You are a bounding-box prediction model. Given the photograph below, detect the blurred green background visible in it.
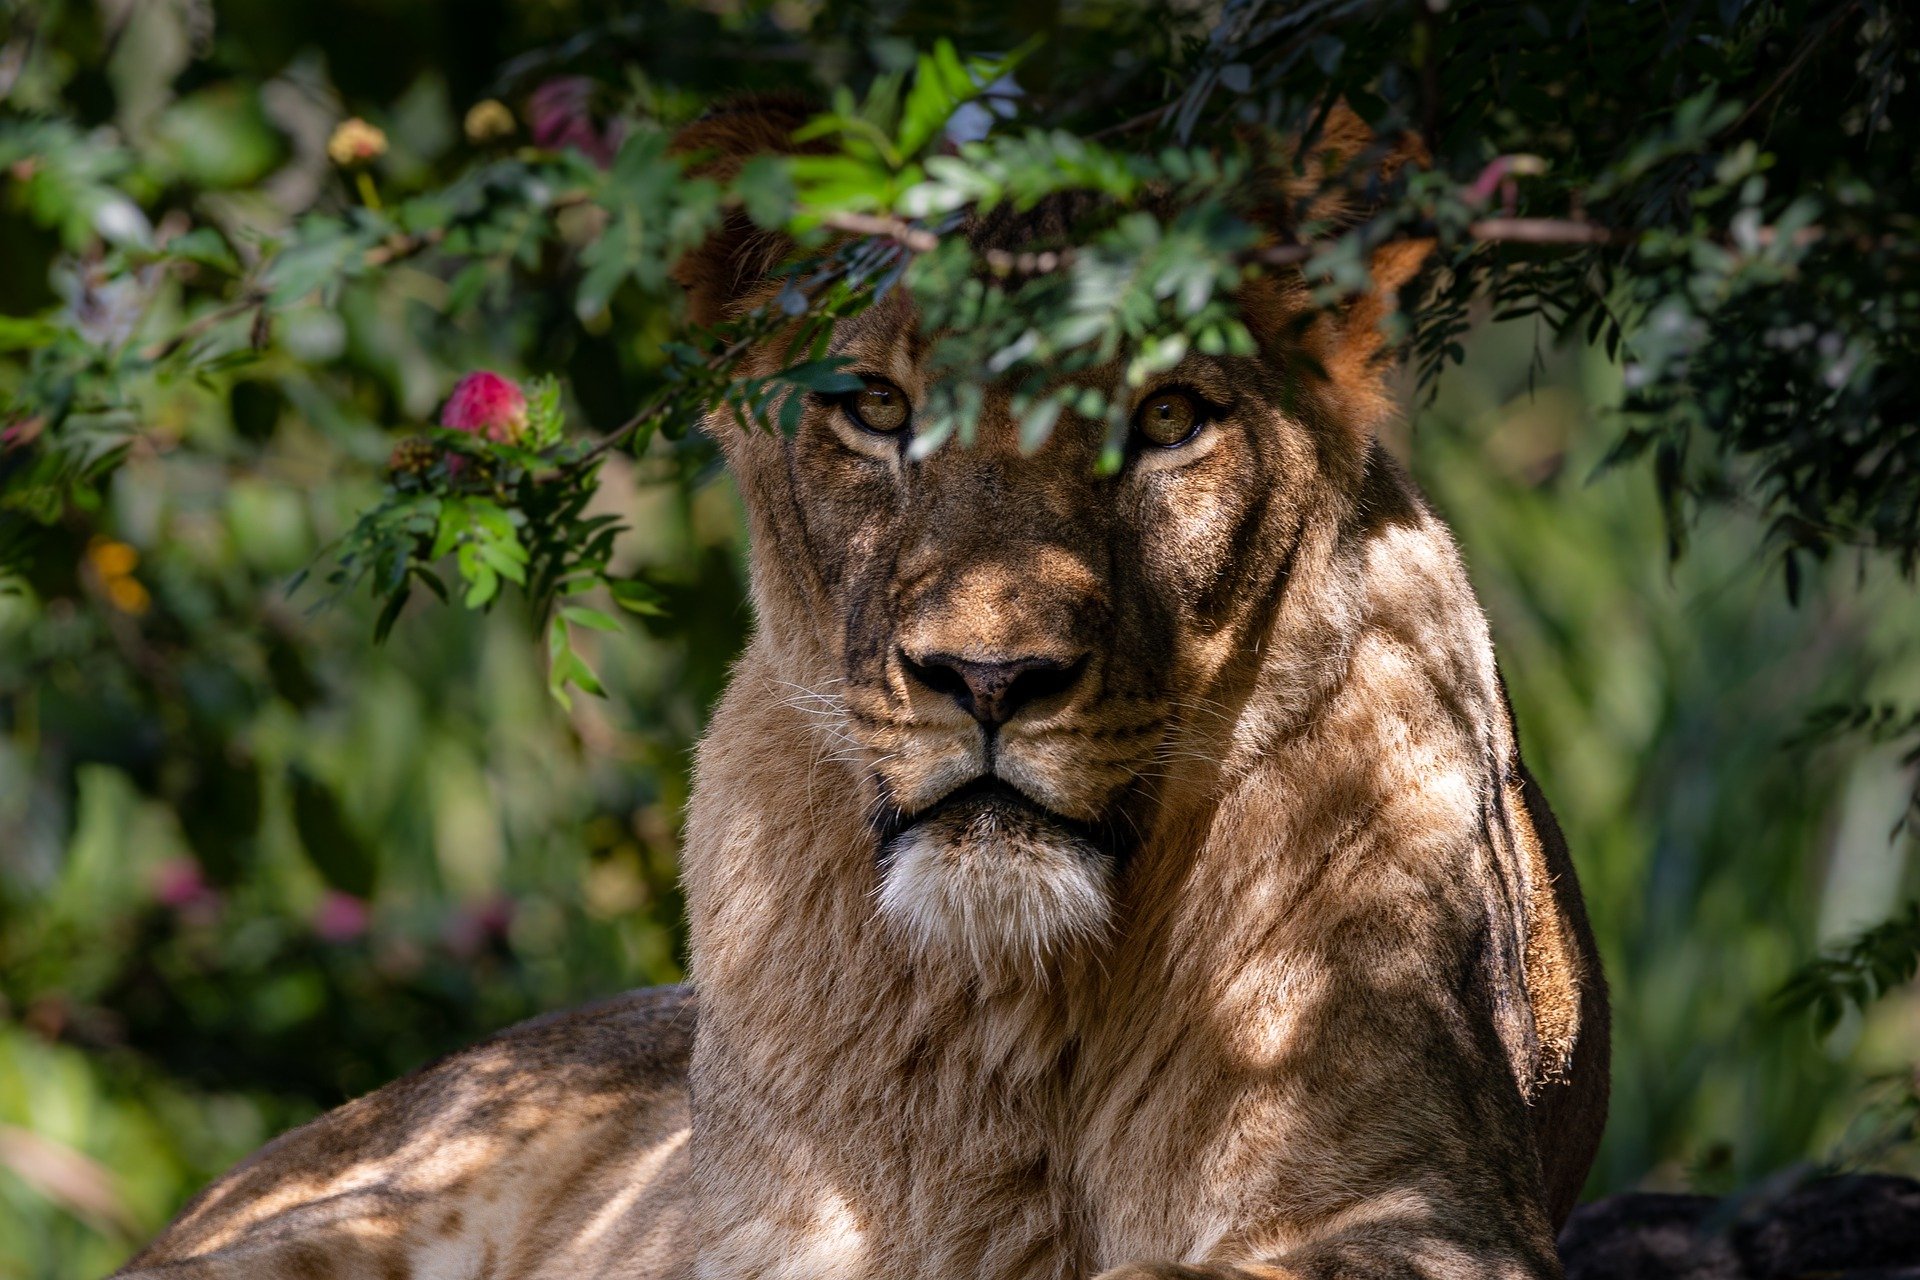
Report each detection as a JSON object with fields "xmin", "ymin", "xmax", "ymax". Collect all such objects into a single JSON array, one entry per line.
[{"xmin": 2, "ymin": 2, "xmax": 1917, "ymax": 1277}]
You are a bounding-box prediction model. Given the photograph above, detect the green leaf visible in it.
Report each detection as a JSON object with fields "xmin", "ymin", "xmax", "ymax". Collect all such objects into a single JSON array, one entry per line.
[
  {"xmin": 610, "ymin": 578, "xmax": 669, "ymax": 616},
  {"xmin": 780, "ymin": 357, "xmax": 864, "ymax": 394},
  {"xmin": 372, "ymin": 586, "xmax": 411, "ymax": 643},
  {"xmin": 463, "ymin": 564, "xmax": 500, "ymax": 608},
  {"xmin": 289, "ymin": 768, "xmax": 377, "ymax": 897},
  {"xmin": 0, "ymin": 316, "xmax": 69, "ymax": 351},
  {"xmin": 546, "ymin": 615, "xmax": 576, "ymax": 711},
  {"xmin": 522, "ymin": 374, "xmax": 566, "ymax": 449},
  {"xmin": 446, "ymin": 261, "xmax": 493, "ymax": 314},
  {"xmin": 1017, "ymin": 396, "xmax": 1063, "ymax": 454},
  {"xmin": 266, "ymin": 220, "xmax": 372, "ymax": 304},
  {"xmin": 734, "ymin": 155, "xmax": 796, "ymax": 228},
  {"xmin": 160, "ymin": 226, "xmax": 242, "ymax": 274},
  {"xmin": 545, "ymin": 614, "xmax": 607, "ymax": 709},
  {"xmin": 561, "ymin": 605, "xmax": 621, "ymax": 633}
]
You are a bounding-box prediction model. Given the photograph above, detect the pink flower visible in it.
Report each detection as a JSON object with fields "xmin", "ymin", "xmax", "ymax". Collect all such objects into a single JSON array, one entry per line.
[
  {"xmin": 441, "ymin": 371, "xmax": 528, "ymax": 443},
  {"xmin": 1, "ymin": 416, "xmax": 43, "ymax": 452},
  {"xmin": 443, "ymin": 894, "xmax": 516, "ymax": 958},
  {"xmin": 152, "ymin": 857, "xmax": 221, "ymax": 924},
  {"xmin": 526, "ymin": 77, "xmax": 619, "ymax": 168},
  {"xmin": 313, "ymin": 890, "xmax": 372, "ymax": 943}
]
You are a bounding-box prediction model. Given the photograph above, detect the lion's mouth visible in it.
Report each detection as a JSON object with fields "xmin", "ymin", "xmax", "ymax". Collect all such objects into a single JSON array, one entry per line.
[{"xmin": 879, "ymin": 776, "xmax": 1117, "ymax": 860}]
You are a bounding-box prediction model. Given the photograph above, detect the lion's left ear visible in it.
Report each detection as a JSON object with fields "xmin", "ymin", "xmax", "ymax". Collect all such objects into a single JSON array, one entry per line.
[{"xmin": 669, "ymin": 95, "xmax": 820, "ymax": 326}]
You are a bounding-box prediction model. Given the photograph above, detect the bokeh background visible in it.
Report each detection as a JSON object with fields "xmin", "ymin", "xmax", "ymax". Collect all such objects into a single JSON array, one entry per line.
[{"xmin": 2, "ymin": 3, "xmax": 1917, "ymax": 1277}]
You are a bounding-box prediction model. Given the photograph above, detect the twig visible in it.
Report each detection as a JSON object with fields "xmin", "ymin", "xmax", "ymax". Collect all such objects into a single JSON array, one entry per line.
[
  {"xmin": 1086, "ymin": 103, "xmax": 1174, "ymax": 143},
  {"xmin": 820, "ymin": 212, "xmax": 937, "ymax": 254},
  {"xmin": 1462, "ymin": 217, "xmax": 1622, "ymax": 246},
  {"xmin": 365, "ymin": 227, "xmax": 445, "ymax": 266},
  {"xmin": 365, "ymin": 191, "xmax": 596, "ymax": 268},
  {"xmin": 1729, "ymin": 0, "xmax": 1862, "ymax": 137},
  {"xmin": 139, "ymin": 292, "xmax": 267, "ymax": 361}
]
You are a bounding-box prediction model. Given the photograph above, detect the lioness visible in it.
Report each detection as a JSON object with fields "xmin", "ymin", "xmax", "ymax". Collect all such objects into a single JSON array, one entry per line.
[{"xmin": 116, "ymin": 101, "xmax": 1608, "ymax": 1280}]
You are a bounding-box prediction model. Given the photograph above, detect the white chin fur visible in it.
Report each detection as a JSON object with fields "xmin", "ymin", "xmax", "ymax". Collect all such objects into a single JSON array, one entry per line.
[{"xmin": 876, "ymin": 804, "xmax": 1113, "ymax": 979}]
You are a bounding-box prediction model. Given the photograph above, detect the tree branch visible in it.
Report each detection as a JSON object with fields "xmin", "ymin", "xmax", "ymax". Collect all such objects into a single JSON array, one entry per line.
[{"xmin": 819, "ymin": 210, "xmax": 1634, "ymax": 276}]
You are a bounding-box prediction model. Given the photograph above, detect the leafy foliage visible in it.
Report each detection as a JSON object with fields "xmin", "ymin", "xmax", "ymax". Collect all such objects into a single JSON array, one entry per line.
[
  {"xmin": 1777, "ymin": 902, "xmax": 1920, "ymax": 1034},
  {"xmin": 1792, "ymin": 701, "xmax": 1920, "ymax": 832},
  {"xmin": 7, "ymin": 1, "xmax": 1917, "ymax": 621}
]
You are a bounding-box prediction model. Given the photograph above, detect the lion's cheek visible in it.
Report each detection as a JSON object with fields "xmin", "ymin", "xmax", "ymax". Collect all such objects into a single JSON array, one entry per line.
[
  {"xmin": 868, "ymin": 740, "xmax": 980, "ymax": 817},
  {"xmin": 1129, "ymin": 474, "xmax": 1255, "ymax": 620}
]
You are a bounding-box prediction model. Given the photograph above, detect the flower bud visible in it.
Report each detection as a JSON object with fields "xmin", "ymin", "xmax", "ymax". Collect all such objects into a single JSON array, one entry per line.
[
  {"xmin": 464, "ymin": 99, "xmax": 516, "ymax": 143},
  {"xmin": 527, "ymin": 77, "xmax": 618, "ymax": 168},
  {"xmin": 387, "ymin": 435, "xmax": 439, "ymax": 477},
  {"xmin": 327, "ymin": 118, "xmax": 388, "ymax": 167},
  {"xmin": 313, "ymin": 891, "xmax": 371, "ymax": 943}
]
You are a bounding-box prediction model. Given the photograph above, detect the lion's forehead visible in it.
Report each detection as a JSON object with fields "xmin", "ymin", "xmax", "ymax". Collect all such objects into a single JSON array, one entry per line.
[{"xmin": 821, "ymin": 297, "xmax": 925, "ymax": 389}]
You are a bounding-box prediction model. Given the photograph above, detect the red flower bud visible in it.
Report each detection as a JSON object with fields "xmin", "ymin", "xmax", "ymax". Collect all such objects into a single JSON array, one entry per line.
[
  {"xmin": 443, "ymin": 893, "xmax": 517, "ymax": 958},
  {"xmin": 441, "ymin": 371, "xmax": 528, "ymax": 443},
  {"xmin": 152, "ymin": 857, "xmax": 222, "ymax": 926}
]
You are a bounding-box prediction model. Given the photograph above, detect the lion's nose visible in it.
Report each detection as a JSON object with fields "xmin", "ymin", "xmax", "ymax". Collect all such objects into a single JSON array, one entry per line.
[{"xmin": 901, "ymin": 651, "xmax": 1088, "ymax": 727}]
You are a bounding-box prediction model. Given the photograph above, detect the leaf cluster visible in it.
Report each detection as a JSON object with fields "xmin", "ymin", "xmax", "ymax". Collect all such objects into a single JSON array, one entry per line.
[{"xmin": 1776, "ymin": 903, "xmax": 1920, "ymax": 1034}]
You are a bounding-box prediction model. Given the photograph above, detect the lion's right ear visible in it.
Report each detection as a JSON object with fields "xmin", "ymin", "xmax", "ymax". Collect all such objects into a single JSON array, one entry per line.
[
  {"xmin": 1241, "ymin": 103, "xmax": 1434, "ymax": 440},
  {"xmin": 669, "ymin": 95, "xmax": 819, "ymax": 327}
]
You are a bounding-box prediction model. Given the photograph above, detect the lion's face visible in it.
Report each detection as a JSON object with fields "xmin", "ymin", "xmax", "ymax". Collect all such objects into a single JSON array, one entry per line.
[{"xmin": 723, "ymin": 287, "xmax": 1369, "ymax": 977}]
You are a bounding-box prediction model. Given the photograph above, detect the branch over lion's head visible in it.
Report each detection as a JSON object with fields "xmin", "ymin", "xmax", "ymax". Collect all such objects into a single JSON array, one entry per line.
[{"xmin": 673, "ymin": 100, "xmax": 1430, "ymax": 981}]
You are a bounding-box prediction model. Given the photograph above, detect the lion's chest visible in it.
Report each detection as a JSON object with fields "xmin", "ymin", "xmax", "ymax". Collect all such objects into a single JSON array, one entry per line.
[{"xmin": 690, "ymin": 994, "xmax": 1250, "ymax": 1280}]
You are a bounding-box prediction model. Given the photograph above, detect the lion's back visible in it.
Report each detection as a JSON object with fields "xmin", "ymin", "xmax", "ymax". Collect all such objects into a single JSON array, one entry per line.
[{"xmin": 115, "ymin": 985, "xmax": 697, "ymax": 1280}]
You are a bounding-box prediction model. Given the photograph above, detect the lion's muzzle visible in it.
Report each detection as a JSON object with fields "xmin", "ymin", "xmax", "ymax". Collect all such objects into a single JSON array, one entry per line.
[{"xmin": 874, "ymin": 777, "xmax": 1117, "ymax": 977}]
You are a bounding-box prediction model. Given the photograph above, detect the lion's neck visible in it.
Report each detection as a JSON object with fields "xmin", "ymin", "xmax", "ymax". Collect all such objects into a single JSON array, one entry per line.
[{"xmin": 682, "ymin": 651, "xmax": 1098, "ymax": 1277}]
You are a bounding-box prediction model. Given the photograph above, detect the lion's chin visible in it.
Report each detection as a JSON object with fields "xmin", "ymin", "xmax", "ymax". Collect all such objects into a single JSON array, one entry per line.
[{"xmin": 876, "ymin": 786, "xmax": 1114, "ymax": 980}]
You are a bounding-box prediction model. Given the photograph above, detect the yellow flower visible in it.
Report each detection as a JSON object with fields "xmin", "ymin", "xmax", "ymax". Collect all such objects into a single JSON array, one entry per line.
[
  {"xmin": 87, "ymin": 537, "xmax": 139, "ymax": 578},
  {"xmin": 106, "ymin": 577, "xmax": 152, "ymax": 616},
  {"xmin": 327, "ymin": 117, "xmax": 388, "ymax": 167},
  {"xmin": 464, "ymin": 99, "xmax": 516, "ymax": 143},
  {"xmin": 86, "ymin": 537, "xmax": 151, "ymax": 615}
]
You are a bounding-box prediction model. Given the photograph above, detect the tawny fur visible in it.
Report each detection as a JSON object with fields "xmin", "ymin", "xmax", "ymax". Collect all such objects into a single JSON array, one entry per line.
[{"xmin": 115, "ymin": 101, "xmax": 1608, "ymax": 1280}]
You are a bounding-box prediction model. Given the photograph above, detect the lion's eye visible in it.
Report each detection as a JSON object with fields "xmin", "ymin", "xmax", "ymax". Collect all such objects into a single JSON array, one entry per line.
[
  {"xmin": 1133, "ymin": 388, "xmax": 1203, "ymax": 448},
  {"xmin": 845, "ymin": 378, "xmax": 911, "ymax": 435}
]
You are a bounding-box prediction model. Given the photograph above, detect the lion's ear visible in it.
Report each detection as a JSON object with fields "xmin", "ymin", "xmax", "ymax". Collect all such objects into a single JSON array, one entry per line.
[
  {"xmin": 669, "ymin": 95, "xmax": 819, "ymax": 327},
  {"xmin": 1246, "ymin": 102, "xmax": 1434, "ymax": 435}
]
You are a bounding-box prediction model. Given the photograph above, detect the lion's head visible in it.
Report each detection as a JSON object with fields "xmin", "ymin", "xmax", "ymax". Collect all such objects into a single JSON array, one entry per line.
[{"xmin": 675, "ymin": 102, "xmax": 1427, "ymax": 980}]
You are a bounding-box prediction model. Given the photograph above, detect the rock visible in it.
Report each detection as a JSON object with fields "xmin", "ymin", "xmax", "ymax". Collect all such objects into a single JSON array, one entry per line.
[
  {"xmin": 1559, "ymin": 1192, "xmax": 1740, "ymax": 1279},
  {"xmin": 1560, "ymin": 1174, "xmax": 1920, "ymax": 1279},
  {"xmin": 1740, "ymin": 1174, "xmax": 1920, "ymax": 1277}
]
